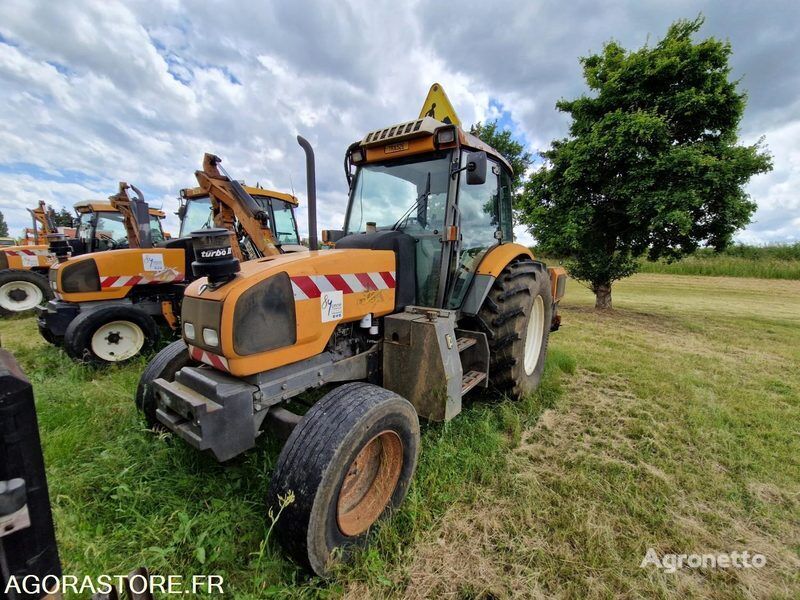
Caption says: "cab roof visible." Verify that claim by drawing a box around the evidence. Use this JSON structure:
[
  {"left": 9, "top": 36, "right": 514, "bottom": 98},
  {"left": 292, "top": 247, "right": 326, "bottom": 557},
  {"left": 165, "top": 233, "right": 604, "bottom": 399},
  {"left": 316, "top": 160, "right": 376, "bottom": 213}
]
[
  {"left": 73, "top": 201, "right": 166, "bottom": 217},
  {"left": 356, "top": 116, "right": 513, "bottom": 174},
  {"left": 181, "top": 185, "right": 299, "bottom": 206}
]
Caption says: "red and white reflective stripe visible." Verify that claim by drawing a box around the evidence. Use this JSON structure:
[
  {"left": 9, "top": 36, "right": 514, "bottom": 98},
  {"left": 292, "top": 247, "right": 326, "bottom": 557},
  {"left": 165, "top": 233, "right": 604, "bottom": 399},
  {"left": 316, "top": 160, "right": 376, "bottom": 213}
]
[
  {"left": 100, "top": 273, "right": 184, "bottom": 288},
  {"left": 188, "top": 344, "right": 229, "bottom": 372},
  {"left": 290, "top": 271, "right": 395, "bottom": 300},
  {"left": 6, "top": 248, "right": 49, "bottom": 256}
]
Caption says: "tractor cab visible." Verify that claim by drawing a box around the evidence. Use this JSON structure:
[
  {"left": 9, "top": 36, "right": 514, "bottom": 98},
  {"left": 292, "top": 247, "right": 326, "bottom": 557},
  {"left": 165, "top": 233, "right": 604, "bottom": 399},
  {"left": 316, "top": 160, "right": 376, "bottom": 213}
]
[
  {"left": 333, "top": 117, "right": 514, "bottom": 310},
  {"left": 71, "top": 201, "right": 166, "bottom": 255},
  {"left": 177, "top": 186, "right": 301, "bottom": 256}
]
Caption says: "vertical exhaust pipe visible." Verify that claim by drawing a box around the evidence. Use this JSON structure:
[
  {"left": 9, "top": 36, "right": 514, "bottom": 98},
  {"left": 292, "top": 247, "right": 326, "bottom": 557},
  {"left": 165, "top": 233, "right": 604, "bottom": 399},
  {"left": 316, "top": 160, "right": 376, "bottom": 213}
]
[{"left": 296, "top": 135, "right": 318, "bottom": 251}]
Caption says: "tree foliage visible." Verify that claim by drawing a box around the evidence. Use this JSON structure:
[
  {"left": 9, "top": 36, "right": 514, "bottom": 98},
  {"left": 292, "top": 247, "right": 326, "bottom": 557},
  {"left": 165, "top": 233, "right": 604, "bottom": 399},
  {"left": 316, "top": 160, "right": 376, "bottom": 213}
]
[
  {"left": 519, "top": 17, "right": 772, "bottom": 307},
  {"left": 0, "top": 210, "right": 8, "bottom": 237},
  {"left": 47, "top": 205, "right": 75, "bottom": 227}
]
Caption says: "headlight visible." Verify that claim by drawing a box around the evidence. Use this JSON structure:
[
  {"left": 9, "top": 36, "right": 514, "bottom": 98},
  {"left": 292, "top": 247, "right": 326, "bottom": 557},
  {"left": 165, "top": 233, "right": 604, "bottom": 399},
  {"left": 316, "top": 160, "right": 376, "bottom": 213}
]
[
  {"left": 61, "top": 259, "right": 100, "bottom": 293},
  {"left": 184, "top": 322, "right": 195, "bottom": 340},
  {"left": 202, "top": 328, "right": 219, "bottom": 347},
  {"left": 436, "top": 127, "right": 456, "bottom": 145}
]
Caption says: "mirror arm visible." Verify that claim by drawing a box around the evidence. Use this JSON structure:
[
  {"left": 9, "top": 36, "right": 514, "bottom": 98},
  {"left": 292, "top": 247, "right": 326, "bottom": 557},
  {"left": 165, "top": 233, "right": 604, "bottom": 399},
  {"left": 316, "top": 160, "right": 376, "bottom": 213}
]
[{"left": 450, "top": 162, "right": 475, "bottom": 180}]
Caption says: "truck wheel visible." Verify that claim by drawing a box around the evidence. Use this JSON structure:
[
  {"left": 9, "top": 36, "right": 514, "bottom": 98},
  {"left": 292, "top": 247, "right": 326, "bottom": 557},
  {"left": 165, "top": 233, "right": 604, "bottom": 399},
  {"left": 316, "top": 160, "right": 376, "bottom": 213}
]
[
  {"left": 476, "top": 257, "right": 552, "bottom": 399},
  {"left": 269, "top": 382, "right": 420, "bottom": 575},
  {"left": 135, "top": 340, "right": 195, "bottom": 428},
  {"left": 0, "top": 270, "right": 53, "bottom": 316},
  {"left": 64, "top": 306, "right": 158, "bottom": 365}
]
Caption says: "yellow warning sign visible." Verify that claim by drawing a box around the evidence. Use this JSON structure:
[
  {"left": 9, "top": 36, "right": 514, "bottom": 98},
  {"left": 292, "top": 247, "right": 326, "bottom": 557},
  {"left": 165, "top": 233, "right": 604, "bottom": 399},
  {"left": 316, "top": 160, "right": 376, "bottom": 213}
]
[{"left": 418, "top": 83, "right": 461, "bottom": 127}]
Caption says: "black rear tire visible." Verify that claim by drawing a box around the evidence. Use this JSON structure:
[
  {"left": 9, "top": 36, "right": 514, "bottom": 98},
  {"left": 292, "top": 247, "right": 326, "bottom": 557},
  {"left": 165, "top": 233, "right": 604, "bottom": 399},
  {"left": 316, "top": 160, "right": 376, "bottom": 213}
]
[
  {"left": 136, "top": 339, "right": 194, "bottom": 428},
  {"left": 64, "top": 305, "right": 159, "bottom": 365},
  {"left": 0, "top": 270, "right": 53, "bottom": 317},
  {"left": 476, "top": 257, "right": 552, "bottom": 399},
  {"left": 269, "top": 382, "right": 420, "bottom": 575}
]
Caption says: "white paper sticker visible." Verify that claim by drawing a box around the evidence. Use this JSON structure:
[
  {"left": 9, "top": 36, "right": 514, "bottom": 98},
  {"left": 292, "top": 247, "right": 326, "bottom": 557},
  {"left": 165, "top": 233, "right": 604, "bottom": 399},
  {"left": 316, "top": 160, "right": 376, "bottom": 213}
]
[
  {"left": 142, "top": 253, "right": 165, "bottom": 272},
  {"left": 320, "top": 290, "right": 344, "bottom": 323},
  {"left": 20, "top": 254, "right": 38, "bottom": 268}
]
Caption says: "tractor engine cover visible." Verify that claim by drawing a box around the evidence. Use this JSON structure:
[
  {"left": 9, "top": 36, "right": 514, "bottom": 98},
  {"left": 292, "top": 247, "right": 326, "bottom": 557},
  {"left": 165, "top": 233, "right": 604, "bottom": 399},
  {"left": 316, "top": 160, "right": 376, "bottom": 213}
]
[{"left": 335, "top": 230, "right": 416, "bottom": 310}]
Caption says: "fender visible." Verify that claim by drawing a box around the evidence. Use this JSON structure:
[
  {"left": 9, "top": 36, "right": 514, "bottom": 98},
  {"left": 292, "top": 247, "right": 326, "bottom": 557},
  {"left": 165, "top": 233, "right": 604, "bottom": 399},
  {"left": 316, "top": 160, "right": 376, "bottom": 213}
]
[
  {"left": 461, "top": 243, "right": 534, "bottom": 315},
  {"left": 474, "top": 243, "right": 534, "bottom": 277}
]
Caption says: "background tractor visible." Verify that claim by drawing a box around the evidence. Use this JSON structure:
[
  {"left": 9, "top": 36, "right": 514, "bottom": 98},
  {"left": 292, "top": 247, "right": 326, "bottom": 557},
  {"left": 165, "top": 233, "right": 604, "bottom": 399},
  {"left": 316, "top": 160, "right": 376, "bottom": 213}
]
[
  {"left": 0, "top": 198, "right": 165, "bottom": 318},
  {"left": 137, "top": 92, "right": 566, "bottom": 574},
  {"left": 37, "top": 154, "right": 301, "bottom": 365}
]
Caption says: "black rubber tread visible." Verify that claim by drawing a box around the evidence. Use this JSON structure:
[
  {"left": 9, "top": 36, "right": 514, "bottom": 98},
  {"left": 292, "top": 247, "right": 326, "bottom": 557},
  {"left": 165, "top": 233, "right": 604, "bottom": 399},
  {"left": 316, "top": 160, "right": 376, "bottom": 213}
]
[
  {"left": 269, "top": 382, "right": 420, "bottom": 575},
  {"left": 0, "top": 269, "right": 53, "bottom": 317},
  {"left": 37, "top": 323, "right": 63, "bottom": 347},
  {"left": 476, "top": 257, "right": 553, "bottom": 399},
  {"left": 63, "top": 305, "right": 159, "bottom": 366},
  {"left": 135, "top": 339, "right": 194, "bottom": 428}
]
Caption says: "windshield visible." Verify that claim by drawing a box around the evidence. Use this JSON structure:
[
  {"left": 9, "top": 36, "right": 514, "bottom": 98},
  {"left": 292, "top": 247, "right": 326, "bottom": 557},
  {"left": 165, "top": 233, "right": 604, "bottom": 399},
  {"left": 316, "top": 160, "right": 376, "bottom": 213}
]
[
  {"left": 149, "top": 214, "right": 165, "bottom": 244},
  {"left": 95, "top": 211, "right": 129, "bottom": 249},
  {"left": 345, "top": 153, "right": 451, "bottom": 235},
  {"left": 270, "top": 199, "right": 299, "bottom": 245},
  {"left": 180, "top": 196, "right": 213, "bottom": 237},
  {"left": 0, "top": 239, "right": 15, "bottom": 247}
]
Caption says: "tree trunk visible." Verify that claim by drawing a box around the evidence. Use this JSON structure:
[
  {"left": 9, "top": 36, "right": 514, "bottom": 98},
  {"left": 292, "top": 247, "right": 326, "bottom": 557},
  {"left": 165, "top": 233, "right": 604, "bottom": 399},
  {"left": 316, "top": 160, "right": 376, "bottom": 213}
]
[{"left": 594, "top": 283, "right": 612, "bottom": 309}]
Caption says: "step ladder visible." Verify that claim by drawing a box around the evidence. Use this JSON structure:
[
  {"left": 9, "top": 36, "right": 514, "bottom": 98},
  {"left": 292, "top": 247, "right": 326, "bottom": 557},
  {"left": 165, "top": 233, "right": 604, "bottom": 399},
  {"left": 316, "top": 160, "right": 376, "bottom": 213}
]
[{"left": 455, "top": 330, "right": 489, "bottom": 395}]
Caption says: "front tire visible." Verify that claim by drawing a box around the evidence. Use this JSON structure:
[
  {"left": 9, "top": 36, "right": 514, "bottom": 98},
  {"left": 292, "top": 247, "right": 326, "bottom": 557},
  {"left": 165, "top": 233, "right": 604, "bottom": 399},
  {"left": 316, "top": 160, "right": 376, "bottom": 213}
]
[
  {"left": 136, "top": 340, "right": 195, "bottom": 428},
  {"left": 0, "top": 270, "right": 53, "bottom": 316},
  {"left": 269, "top": 382, "right": 420, "bottom": 575},
  {"left": 476, "top": 257, "right": 552, "bottom": 399},
  {"left": 64, "top": 305, "right": 159, "bottom": 365}
]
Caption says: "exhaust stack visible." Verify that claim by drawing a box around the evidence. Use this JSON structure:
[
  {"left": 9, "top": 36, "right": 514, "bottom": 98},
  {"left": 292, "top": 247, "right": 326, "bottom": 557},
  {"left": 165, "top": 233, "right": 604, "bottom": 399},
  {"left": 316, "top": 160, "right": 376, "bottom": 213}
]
[{"left": 296, "top": 136, "right": 318, "bottom": 251}]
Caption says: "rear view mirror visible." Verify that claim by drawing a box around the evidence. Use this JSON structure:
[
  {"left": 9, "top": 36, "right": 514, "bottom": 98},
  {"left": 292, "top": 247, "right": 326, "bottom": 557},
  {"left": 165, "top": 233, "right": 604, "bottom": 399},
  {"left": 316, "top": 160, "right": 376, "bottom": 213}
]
[
  {"left": 322, "top": 229, "right": 346, "bottom": 244},
  {"left": 465, "top": 151, "right": 487, "bottom": 185}
]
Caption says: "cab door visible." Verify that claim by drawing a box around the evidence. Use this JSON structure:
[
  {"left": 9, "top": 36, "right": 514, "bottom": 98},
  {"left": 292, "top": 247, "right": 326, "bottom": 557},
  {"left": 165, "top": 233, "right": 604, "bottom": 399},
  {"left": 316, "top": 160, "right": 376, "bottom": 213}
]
[{"left": 446, "top": 155, "right": 508, "bottom": 309}]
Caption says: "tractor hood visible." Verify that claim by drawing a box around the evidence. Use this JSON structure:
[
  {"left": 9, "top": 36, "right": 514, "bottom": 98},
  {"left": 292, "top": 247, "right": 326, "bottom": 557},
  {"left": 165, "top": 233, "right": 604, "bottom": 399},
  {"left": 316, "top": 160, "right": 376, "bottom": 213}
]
[
  {"left": 181, "top": 249, "right": 398, "bottom": 377},
  {"left": 53, "top": 248, "right": 187, "bottom": 302}
]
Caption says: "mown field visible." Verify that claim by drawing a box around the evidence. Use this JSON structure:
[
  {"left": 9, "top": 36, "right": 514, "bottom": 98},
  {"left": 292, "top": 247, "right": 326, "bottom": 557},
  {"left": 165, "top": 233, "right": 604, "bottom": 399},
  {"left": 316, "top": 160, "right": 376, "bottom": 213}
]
[{"left": 1, "top": 273, "right": 798, "bottom": 599}]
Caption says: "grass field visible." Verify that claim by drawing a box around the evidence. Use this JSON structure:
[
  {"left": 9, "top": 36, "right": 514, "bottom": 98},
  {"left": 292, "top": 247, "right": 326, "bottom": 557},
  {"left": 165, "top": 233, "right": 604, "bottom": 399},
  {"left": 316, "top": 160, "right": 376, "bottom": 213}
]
[{"left": 1, "top": 273, "right": 798, "bottom": 598}]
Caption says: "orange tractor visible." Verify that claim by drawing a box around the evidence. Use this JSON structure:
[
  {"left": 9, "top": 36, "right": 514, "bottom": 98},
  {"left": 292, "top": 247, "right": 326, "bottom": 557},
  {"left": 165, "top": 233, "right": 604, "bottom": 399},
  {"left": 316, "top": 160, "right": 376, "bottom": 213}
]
[
  {"left": 138, "top": 88, "right": 566, "bottom": 574},
  {"left": 38, "top": 155, "right": 301, "bottom": 364},
  {"left": 0, "top": 199, "right": 165, "bottom": 317}
]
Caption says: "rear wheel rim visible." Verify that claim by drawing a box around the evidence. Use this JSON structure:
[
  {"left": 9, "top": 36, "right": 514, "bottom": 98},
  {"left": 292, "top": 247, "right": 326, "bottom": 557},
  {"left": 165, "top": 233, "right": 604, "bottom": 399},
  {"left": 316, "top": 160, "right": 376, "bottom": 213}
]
[
  {"left": 336, "top": 430, "right": 403, "bottom": 537},
  {"left": 0, "top": 280, "right": 43, "bottom": 312},
  {"left": 523, "top": 295, "right": 545, "bottom": 376},
  {"left": 90, "top": 320, "right": 145, "bottom": 362}
]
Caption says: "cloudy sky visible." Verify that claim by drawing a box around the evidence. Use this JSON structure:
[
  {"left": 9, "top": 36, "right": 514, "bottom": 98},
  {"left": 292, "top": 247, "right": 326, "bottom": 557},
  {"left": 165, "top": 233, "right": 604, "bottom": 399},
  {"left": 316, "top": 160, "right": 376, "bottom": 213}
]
[{"left": 0, "top": 0, "right": 797, "bottom": 245}]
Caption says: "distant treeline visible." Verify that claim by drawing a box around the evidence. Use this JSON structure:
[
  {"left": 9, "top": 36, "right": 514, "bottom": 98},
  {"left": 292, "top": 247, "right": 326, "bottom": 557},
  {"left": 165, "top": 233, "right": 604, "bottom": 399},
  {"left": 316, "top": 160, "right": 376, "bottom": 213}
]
[{"left": 536, "top": 243, "right": 800, "bottom": 280}]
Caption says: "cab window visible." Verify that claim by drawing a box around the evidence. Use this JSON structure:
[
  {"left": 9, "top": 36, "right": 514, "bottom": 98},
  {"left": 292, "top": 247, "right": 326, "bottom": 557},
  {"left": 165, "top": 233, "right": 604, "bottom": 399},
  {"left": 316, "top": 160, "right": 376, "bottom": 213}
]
[
  {"left": 179, "top": 197, "right": 213, "bottom": 237},
  {"left": 271, "top": 199, "right": 299, "bottom": 245},
  {"left": 94, "top": 212, "right": 129, "bottom": 250},
  {"left": 447, "top": 154, "right": 502, "bottom": 309},
  {"left": 149, "top": 215, "right": 165, "bottom": 244}
]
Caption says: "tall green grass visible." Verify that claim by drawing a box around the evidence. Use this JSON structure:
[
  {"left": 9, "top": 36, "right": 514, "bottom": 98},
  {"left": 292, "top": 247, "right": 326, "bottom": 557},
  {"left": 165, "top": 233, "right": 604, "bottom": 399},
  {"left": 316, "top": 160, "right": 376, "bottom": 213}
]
[{"left": 538, "top": 243, "right": 800, "bottom": 280}]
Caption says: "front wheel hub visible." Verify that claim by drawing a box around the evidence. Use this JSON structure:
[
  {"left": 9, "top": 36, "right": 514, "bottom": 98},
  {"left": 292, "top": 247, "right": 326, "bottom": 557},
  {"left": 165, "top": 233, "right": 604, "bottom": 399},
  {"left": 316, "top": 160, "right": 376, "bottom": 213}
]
[
  {"left": 90, "top": 320, "right": 145, "bottom": 362},
  {"left": 0, "top": 280, "right": 44, "bottom": 312},
  {"left": 336, "top": 430, "right": 403, "bottom": 536}
]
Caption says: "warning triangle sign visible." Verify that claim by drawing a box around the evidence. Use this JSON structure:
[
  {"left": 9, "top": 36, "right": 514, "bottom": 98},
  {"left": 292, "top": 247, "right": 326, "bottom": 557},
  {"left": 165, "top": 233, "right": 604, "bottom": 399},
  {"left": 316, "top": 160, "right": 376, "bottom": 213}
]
[{"left": 418, "top": 83, "right": 461, "bottom": 127}]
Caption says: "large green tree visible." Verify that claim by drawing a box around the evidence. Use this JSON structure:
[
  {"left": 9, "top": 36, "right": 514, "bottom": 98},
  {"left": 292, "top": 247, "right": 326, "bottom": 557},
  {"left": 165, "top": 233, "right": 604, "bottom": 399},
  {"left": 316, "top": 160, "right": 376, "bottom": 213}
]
[
  {"left": 520, "top": 17, "right": 772, "bottom": 308},
  {"left": 0, "top": 210, "right": 8, "bottom": 237}
]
